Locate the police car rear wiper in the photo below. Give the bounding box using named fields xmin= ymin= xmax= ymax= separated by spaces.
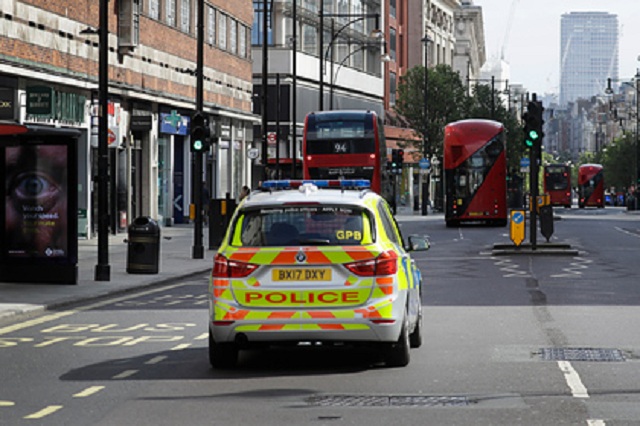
xmin=298 ymin=238 xmax=332 ymax=246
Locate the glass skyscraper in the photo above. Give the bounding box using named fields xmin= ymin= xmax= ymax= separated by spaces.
xmin=560 ymin=12 xmax=619 ymax=106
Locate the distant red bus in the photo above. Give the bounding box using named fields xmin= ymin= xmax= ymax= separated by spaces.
xmin=302 ymin=110 xmax=392 ymax=203
xmin=578 ymin=163 xmax=605 ymax=208
xmin=543 ymin=164 xmax=572 ymax=208
xmin=443 ymin=119 xmax=507 ymax=227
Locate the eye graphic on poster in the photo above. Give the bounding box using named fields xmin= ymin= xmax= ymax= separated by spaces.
xmin=4 ymin=144 xmax=68 ymax=258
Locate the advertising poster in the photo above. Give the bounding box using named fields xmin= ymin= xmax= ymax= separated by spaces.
xmin=4 ymin=144 xmax=68 ymax=258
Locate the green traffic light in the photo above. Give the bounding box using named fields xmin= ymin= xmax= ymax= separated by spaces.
xmin=528 ymin=130 xmax=540 ymax=140
xmin=193 ymin=140 xmax=203 ymax=151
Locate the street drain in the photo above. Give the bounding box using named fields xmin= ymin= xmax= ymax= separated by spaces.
xmin=306 ymin=395 xmax=470 ymax=407
xmin=540 ymin=347 xmax=625 ymax=362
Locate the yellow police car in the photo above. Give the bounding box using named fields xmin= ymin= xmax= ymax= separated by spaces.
xmin=208 ymin=180 xmax=429 ymax=368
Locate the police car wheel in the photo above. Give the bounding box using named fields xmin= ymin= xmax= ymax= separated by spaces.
xmin=385 ymin=315 xmax=410 ymax=367
xmin=209 ymin=331 xmax=238 ymax=369
xmin=409 ymin=313 xmax=422 ymax=349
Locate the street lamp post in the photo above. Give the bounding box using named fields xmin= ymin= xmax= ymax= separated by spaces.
xmin=318 ymin=4 xmax=380 ymax=111
xmin=94 ymin=0 xmax=110 ymax=281
xmin=330 ymin=41 xmax=389 ymax=109
xmin=421 ymin=35 xmax=431 ymax=216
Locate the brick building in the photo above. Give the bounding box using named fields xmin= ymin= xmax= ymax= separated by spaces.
xmin=0 ymin=0 xmax=257 ymax=235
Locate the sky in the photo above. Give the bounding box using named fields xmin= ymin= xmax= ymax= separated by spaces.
xmin=474 ymin=0 xmax=640 ymax=97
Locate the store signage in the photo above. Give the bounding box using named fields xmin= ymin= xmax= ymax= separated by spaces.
xmin=0 ymin=88 xmax=15 ymax=120
xmin=131 ymin=115 xmax=152 ymax=131
xmin=160 ymin=111 xmax=189 ymax=135
xmin=26 ymin=86 xmax=54 ymax=115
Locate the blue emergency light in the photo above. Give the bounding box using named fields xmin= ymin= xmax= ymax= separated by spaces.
xmin=261 ymin=179 xmax=371 ymax=190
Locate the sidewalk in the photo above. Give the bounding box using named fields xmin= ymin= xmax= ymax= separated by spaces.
xmin=0 ymin=224 xmax=212 ymax=323
xmin=0 ymin=209 xmax=438 ymax=324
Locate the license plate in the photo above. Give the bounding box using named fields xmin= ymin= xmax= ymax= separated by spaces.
xmin=272 ymin=268 xmax=332 ymax=281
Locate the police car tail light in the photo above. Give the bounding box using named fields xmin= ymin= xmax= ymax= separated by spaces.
xmin=212 ymin=254 xmax=258 ymax=278
xmin=344 ymin=250 xmax=398 ymax=276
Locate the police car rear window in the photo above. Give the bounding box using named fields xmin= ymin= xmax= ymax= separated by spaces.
xmin=232 ymin=205 xmax=372 ymax=247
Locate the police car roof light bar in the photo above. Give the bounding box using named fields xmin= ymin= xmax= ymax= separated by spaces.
xmin=260 ymin=179 xmax=371 ymax=190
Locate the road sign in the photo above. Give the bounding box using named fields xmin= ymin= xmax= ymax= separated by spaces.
xmin=267 ymin=132 xmax=277 ymax=144
xmin=247 ymin=147 xmax=260 ymax=159
xmin=520 ymin=158 xmax=530 ymax=167
xmin=510 ymin=210 xmax=526 ymax=246
xmin=419 ymin=158 xmax=431 ymax=170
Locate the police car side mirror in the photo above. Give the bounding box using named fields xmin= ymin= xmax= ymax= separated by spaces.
xmin=407 ymin=235 xmax=430 ymax=252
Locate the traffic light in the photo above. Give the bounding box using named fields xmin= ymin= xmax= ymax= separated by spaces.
xmin=388 ymin=148 xmax=404 ymax=174
xmin=523 ymin=101 xmax=544 ymax=148
xmin=190 ymin=112 xmax=210 ymax=152
xmin=396 ymin=149 xmax=404 ymax=170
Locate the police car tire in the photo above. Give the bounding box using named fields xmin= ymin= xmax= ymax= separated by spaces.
xmin=209 ymin=331 xmax=238 ymax=369
xmin=385 ymin=315 xmax=410 ymax=367
xmin=409 ymin=313 xmax=423 ymax=349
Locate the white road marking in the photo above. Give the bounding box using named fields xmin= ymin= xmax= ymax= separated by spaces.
xmin=112 ymin=369 xmax=138 ymax=379
xmin=23 ymin=405 xmax=63 ymax=419
xmin=615 ymin=226 xmax=640 ymax=239
xmin=145 ymin=355 xmax=168 ymax=365
xmin=0 ymin=283 xmax=188 ymax=336
xmin=558 ymin=361 xmax=589 ymax=398
xmin=551 ymin=258 xmax=591 ymax=278
xmin=587 ymin=420 xmax=606 ymax=426
xmin=194 ymin=333 xmax=208 ymax=340
xmin=170 ymin=343 xmax=191 ymax=351
xmin=73 ymin=386 xmax=105 ymax=398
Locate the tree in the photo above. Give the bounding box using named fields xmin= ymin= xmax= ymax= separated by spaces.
xmin=394 ymin=64 xmax=469 ymax=160
xmin=601 ymin=132 xmax=636 ymax=191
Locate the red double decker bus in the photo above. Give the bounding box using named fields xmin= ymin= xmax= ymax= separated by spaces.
xmin=443 ymin=119 xmax=507 ymax=227
xmin=578 ymin=163 xmax=605 ymax=208
xmin=543 ymin=164 xmax=572 ymax=208
xmin=302 ymin=110 xmax=392 ymax=203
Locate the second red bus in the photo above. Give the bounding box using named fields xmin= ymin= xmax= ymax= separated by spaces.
xmin=443 ymin=119 xmax=508 ymax=227
xmin=578 ymin=163 xmax=605 ymax=208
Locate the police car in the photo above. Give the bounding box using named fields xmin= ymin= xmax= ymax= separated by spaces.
xmin=208 ymin=180 xmax=429 ymax=368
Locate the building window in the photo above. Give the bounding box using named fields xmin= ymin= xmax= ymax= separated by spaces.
xmin=218 ymin=12 xmax=227 ymax=50
xmin=239 ymin=24 xmax=246 ymax=58
xmin=165 ymin=0 xmax=176 ymax=26
xmin=302 ymin=23 xmax=318 ymax=56
xmin=390 ymin=72 xmax=397 ymax=107
xmin=305 ymin=0 xmax=319 ymax=13
xmin=180 ymin=0 xmax=190 ymax=33
xmin=351 ymin=0 xmax=363 ymax=33
xmin=230 ymin=19 xmax=237 ymax=55
xmin=389 ymin=28 xmax=396 ymax=61
xmin=207 ymin=6 xmax=216 ymax=45
xmin=390 ymin=0 xmax=396 ymax=19
xmin=148 ymin=0 xmax=159 ymax=20
xmin=252 ymin=1 xmax=273 ymax=45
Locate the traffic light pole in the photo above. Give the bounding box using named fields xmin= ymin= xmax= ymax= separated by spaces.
xmin=192 ymin=0 xmax=205 ymax=259
xmin=525 ymin=94 xmax=543 ymax=250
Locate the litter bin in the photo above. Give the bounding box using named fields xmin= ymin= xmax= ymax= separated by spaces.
xmin=126 ymin=216 xmax=160 ymax=274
